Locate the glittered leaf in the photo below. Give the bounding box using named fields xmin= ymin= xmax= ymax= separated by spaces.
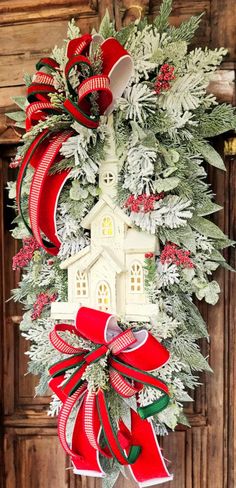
xmin=177 ymin=412 xmax=191 ymax=427
xmin=195 ymin=280 xmax=220 ymax=305
xmin=197 ymin=199 xmax=223 ymax=216
xmin=12 ymin=96 xmax=28 ymax=111
xmin=193 ymin=140 xmax=226 ymax=170
xmin=102 ymin=467 xmax=120 ymax=488
xmin=181 ymin=267 xmax=195 ymax=282
xmin=7 ymin=111 xmax=26 ymax=122
xmin=190 ymin=216 xmax=227 ymax=240
xmin=155 ymin=176 xmax=180 ymax=192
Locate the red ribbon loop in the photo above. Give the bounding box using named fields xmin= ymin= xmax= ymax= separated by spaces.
xmin=67 ymin=34 xmax=92 ymax=58
xmin=16 ymin=130 xmax=74 ymax=255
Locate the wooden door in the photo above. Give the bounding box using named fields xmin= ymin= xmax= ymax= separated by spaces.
xmin=0 ymin=1 xmax=235 ymax=487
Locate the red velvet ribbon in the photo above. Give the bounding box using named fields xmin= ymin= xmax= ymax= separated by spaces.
xmin=48 ymin=307 xmax=172 ymax=484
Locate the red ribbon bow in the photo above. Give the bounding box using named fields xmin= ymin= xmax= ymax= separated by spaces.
xmin=49 ymin=307 xmax=172 ymax=485
xmin=26 ymin=34 xmax=133 ymax=131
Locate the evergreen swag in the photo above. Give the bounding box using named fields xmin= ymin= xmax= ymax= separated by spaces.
xmin=8 ymin=1 xmax=236 ymax=484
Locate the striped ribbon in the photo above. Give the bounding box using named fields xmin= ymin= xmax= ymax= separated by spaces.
xmin=16 ymin=130 xmax=74 ymax=255
xmin=48 ymin=307 xmax=170 ymax=476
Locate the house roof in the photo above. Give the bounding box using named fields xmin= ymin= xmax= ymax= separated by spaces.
xmin=124 ymin=228 xmax=159 ymax=253
xmin=60 ymin=245 xmax=125 ymax=274
xmin=79 ymin=247 xmax=125 ymax=274
xmin=60 ymin=245 xmax=90 ymax=269
xmin=79 ymin=250 xmax=101 ymax=272
xmin=101 ymin=247 xmax=125 ymax=273
xmin=81 ymin=195 xmax=133 ymax=229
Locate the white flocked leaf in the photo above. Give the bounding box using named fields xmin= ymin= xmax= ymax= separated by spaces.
xmin=155 ymin=176 xmax=180 ymax=192
xmin=193 ymin=140 xmax=226 ymax=170
xmin=197 ymin=199 xmax=223 ymax=216
xmin=190 ymin=216 xmax=227 ymax=240
xmin=196 ymin=280 xmax=221 ymax=305
xmin=7 ymin=111 xmax=26 ymax=122
xmin=12 ymin=96 xmax=28 ymax=111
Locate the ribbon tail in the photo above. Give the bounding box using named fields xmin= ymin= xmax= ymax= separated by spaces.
xmin=48 ymin=375 xmax=68 ymax=403
xmin=72 ymin=391 xmax=106 ymax=477
xmin=96 ymin=390 xmax=141 ymax=466
xmin=128 ymin=410 xmax=173 ymax=487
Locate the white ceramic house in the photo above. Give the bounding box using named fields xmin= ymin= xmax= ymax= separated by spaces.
xmin=51 ymin=119 xmax=159 ymax=322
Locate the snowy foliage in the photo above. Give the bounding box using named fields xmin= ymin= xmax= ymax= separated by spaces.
xmin=123 ymin=145 xmax=156 ymax=195
xmin=119 ymin=84 xmax=157 ymax=124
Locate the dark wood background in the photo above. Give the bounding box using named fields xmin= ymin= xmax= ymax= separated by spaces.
xmin=0 ymin=1 xmax=235 ymax=487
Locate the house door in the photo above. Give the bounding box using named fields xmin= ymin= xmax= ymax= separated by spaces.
xmin=0 ymin=1 xmax=235 ymax=488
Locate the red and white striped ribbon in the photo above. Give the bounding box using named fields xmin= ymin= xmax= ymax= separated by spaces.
xmin=58 ymin=385 xmax=87 ymax=457
xmin=29 ymin=130 xmax=73 ymax=254
xmin=109 ymin=369 xmax=139 ymax=398
xmin=49 ymin=323 xmax=82 ymax=355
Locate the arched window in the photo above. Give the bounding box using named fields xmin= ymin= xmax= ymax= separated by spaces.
xmin=76 ymin=271 xmax=88 ymax=298
xmin=101 ymin=215 xmax=114 ymax=237
xmin=129 ymin=262 xmax=143 ymax=293
xmin=96 ymin=281 xmax=111 ymax=311
xmin=102 ymin=171 xmax=115 ymax=186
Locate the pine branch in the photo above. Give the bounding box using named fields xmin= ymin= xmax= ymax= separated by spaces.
xmin=153 ymin=0 xmax=173 ymax=32
xmin=197 ymin=104 xmax=236 ymax=137
xmin=169 ymin=13 xmax=204 ymax=43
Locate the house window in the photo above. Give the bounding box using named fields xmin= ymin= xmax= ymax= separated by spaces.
xmin=76 ymin=271 xmax=88 ymax=297
xmin=101 ymin=216 xmax=114 ymax=237
xmin=129 ymin=262 xmax=143 ymax=293
xmin=96 ymin=281 xmax=111 ymax=311
xmin=102 ymin=171 xmax=115 ymax=186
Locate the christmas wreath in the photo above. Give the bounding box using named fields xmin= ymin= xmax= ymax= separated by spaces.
xmin=7 ymin=2 xmax=236 ymax=486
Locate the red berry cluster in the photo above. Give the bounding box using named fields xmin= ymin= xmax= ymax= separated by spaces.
xmin=31 ymin=292 xmax=57 ymax=320
xmin=124 ymin=193 xmax=164 ymax=213
xmin=160 ymin=242 xmax=195 ymax=268
xmin=155 ymin=64 xmax=175 ymax=95
xmin=12 ymin=237 xmax=40 ymax=270
xmin=145 ymin=252 xmax=154 ymax=259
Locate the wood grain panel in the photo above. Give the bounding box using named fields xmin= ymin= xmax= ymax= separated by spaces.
xmin=4 ymin=429 xmax=74 ymax=488
xmin=206 ymin=143 xmax=227 ymax=488
xmin=0 ymin=0 xmax=97 ymax=25
xmin=0 ymin=18 xmax=98 ymax=57
xmin=0 ymin=16 xmax=99 ymax=88
xmin=211 ymin=0 xmax=236 ymax=62
xmin=161 ymin=432 xmax=186 ymax=487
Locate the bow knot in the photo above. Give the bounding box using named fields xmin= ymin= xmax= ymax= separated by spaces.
xmin=26 ymin=34 xmax=134 ymax=131
xmin=48 ymin=307 xmax=172 ymax=482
